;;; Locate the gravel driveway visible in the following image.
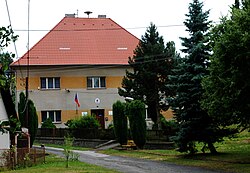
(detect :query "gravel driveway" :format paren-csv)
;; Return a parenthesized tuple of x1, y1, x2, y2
(44, 146, 225, 173)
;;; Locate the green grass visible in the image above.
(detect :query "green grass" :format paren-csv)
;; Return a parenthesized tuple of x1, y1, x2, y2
(99, 130, 250, 173)
(1, 154, 119, 173)
(15, 131, 249, 173)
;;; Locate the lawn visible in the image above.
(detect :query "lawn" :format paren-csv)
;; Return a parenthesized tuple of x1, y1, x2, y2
(100, 130, 250, 173)
(0, 154, 119, 173)
(6, 130, 249, 173)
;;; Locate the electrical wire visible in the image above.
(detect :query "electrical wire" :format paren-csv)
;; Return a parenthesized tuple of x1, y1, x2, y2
(20, 0, 31, 115)
(4, 0, 24, 79)
(13, 24, 185, 32)
(11, 20, 221, 32)
(15, 53, 174, 75)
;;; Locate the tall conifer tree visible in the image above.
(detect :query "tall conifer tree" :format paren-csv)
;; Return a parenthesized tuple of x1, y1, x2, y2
(169, 0, 219, 153)
(119, 23, 179, 128)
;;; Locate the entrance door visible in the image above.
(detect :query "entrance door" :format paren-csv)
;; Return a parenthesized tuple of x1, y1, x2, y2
(91, 109, 105, 129)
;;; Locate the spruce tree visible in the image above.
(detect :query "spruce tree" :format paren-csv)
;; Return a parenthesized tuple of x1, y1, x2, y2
(169, 0, 219, 153)
(119, 23, 178, 129)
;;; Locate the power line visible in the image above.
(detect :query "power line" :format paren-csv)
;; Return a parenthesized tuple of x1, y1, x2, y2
(4, 0, 18, 57)
(4, 0, 24, 79)
(11, 20, 221, 32)
(14, 53, 174, 74)
(12, 24, 186, 32)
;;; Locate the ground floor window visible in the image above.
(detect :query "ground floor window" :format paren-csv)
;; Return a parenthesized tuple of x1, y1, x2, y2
(41, 110, 61, 123)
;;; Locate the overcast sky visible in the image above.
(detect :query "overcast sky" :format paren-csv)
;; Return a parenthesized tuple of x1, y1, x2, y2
(1, 0, 234, 59)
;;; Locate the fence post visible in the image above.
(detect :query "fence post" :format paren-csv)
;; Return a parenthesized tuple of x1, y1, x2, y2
(42, 145, 45, 163)
(33, 148, 36, 164)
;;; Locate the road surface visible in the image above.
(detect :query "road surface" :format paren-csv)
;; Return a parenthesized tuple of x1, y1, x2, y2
(44, 146, 225, 173)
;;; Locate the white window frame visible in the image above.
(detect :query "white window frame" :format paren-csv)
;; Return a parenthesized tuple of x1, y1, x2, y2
(87, 77, 106, 89)
(41, 110, 61, 123)
(41, 77, 60, 89)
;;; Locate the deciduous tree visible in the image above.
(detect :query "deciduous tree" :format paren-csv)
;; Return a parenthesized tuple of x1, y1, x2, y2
(202, 0, 250, 130)
(0, 26, 19, 139)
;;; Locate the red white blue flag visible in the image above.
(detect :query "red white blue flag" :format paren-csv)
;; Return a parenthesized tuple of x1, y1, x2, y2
(74, 93, 80, 107)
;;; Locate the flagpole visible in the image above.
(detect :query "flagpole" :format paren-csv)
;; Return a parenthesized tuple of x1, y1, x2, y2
(76, 103, 78, 114)
(75, 92, 80, 114)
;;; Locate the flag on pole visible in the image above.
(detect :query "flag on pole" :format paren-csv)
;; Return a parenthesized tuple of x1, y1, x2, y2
(74, 93, 80, 107)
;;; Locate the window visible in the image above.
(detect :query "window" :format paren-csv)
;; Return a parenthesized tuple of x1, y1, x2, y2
(87, 77, 106, 89)
(41, 110, 61, 123)
(40, 77, 60, 89)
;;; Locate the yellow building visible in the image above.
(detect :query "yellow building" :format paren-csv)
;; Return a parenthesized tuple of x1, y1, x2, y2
(12, 15, 139, 128)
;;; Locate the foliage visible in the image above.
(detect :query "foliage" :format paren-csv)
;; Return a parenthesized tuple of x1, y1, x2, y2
(0, 116, 21, 135)
(63, 135, 79, 168)
(0, 26, 19, 135)
(201, 0, 250, 130)
(159, 115, 178, 131)
(112, 100, 128, 145)
(126, 100, 146, 149)
(18, 92, 38, 147)
(168, 0, 223, 154)
(0, 26, 18, 104)
(18, 92, 26, 127)
(118, 23, 180, 128)
(107, 123, 114, 129)
(41, 118, 56, 128)
(65, 115, 100, 129)
(27, 99, 38, 147)
(0, 26, 18, 49)
(0, 88, 20, 137)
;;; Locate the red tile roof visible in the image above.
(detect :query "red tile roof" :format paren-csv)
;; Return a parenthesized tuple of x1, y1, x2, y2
(12, 17, 139, 66)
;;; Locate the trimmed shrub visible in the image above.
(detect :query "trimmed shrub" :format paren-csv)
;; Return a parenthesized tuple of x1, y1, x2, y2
(65, 115, 100, 129)
(41, 118, 56, 128)
(159, 114, 178, 131)
(27, 99, 38, 147)
(18, 92, 38, 147)
(113, 100, 127, 145)
(126, 100, 146, 149)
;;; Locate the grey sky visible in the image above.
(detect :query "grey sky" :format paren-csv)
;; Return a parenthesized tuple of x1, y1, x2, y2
(1, 0, 234, 58)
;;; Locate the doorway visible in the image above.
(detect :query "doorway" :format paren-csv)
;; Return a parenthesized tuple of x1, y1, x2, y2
(91, 109, 105, 129)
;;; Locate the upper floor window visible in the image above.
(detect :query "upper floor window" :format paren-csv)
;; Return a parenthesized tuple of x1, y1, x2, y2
(41, 110, 61, 123)
(87, 77, 106, 89)
(41, 77, 60, 89)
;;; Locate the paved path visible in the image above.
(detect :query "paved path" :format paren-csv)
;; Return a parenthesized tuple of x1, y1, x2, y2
(44, 146, 225, 173)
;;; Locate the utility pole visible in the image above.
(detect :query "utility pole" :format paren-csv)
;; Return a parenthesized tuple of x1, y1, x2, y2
(25, 0, 30, 128)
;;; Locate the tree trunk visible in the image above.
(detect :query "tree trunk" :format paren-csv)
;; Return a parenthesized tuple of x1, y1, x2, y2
(156, 103, 161, 130)
(208, 142, 217, 154)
